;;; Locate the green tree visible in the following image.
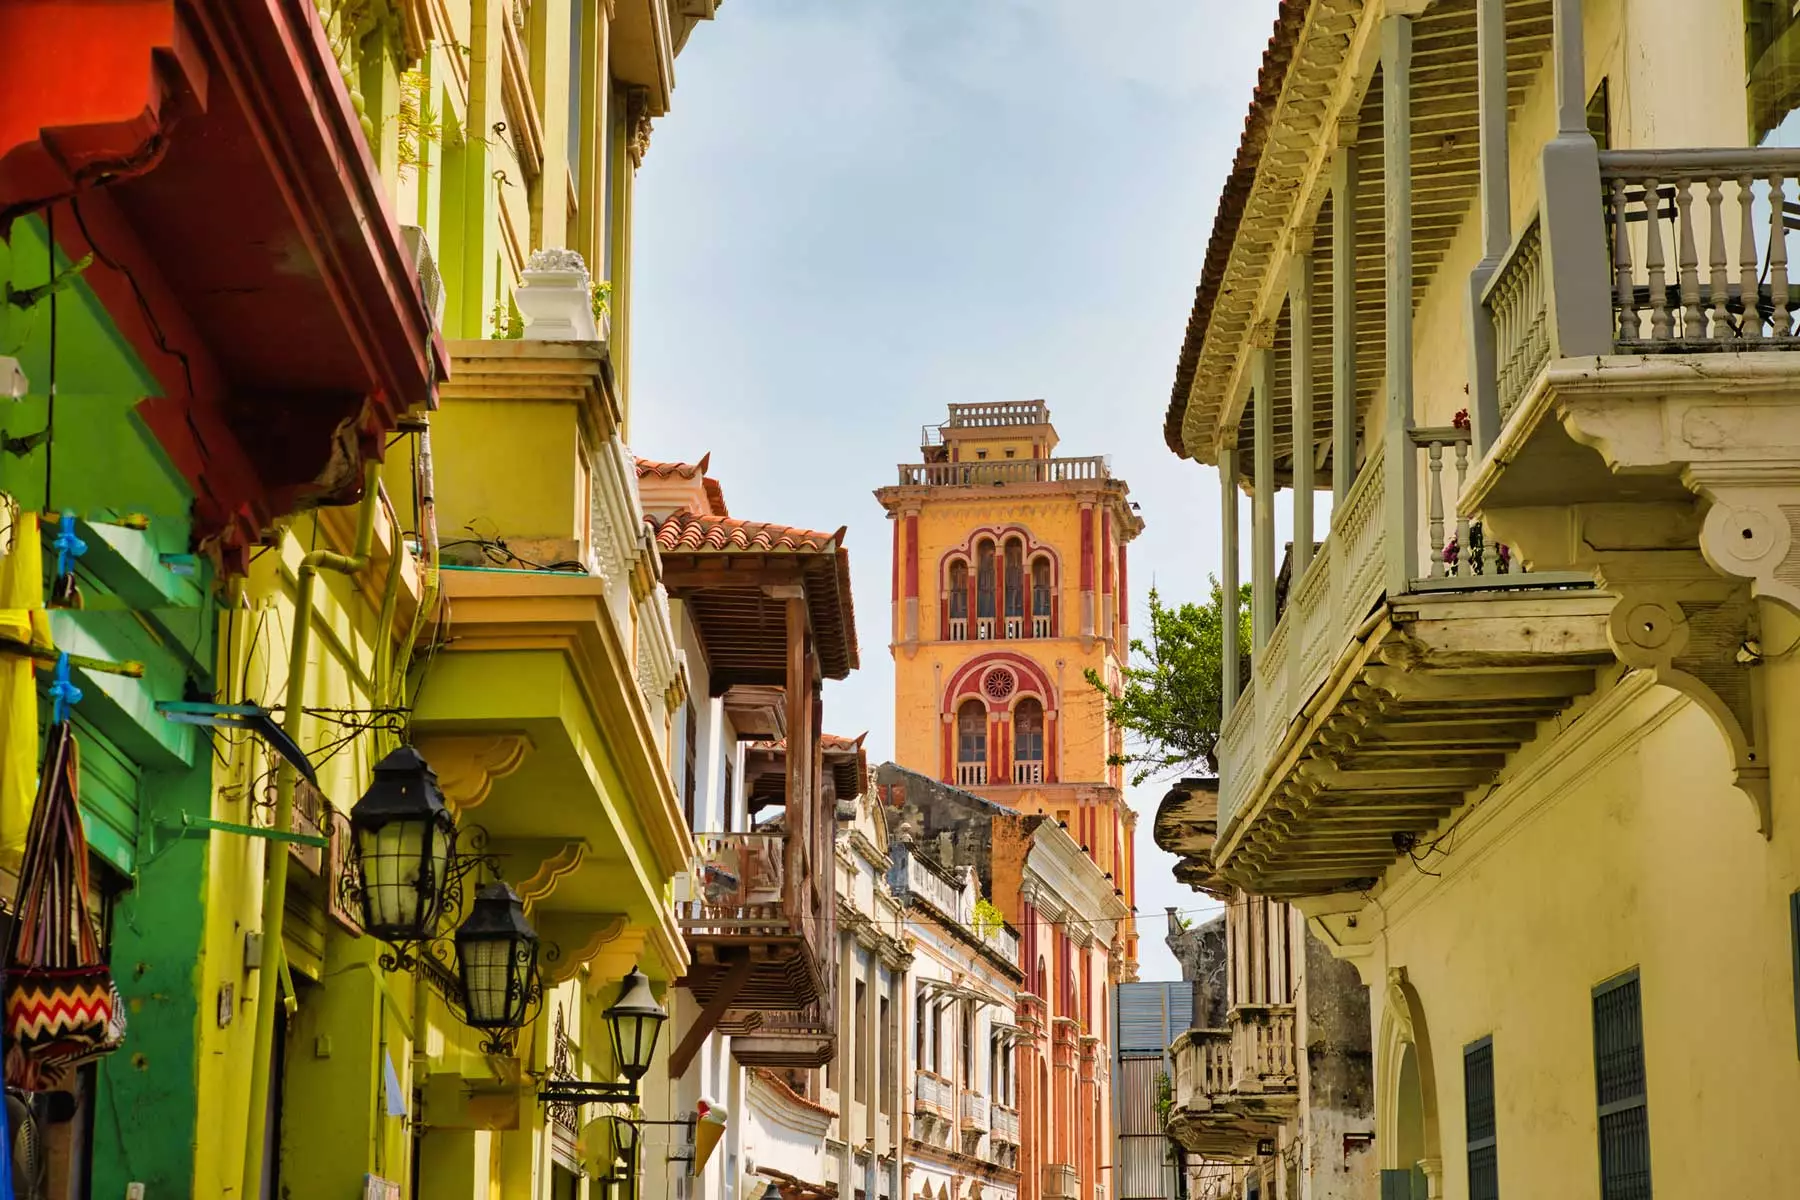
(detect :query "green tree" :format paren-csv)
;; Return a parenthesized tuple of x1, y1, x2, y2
(1085, 581, 1251, 784)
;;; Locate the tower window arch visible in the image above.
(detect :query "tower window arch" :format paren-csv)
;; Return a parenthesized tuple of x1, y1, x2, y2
(956, 699, 988, 786)
(1003, 537, 1026, 633)
(1031, 555, 1053, 636)
(1013, 698, 1045, 784)
(947, 559, 969, 640)
(975, 541, 997, 634)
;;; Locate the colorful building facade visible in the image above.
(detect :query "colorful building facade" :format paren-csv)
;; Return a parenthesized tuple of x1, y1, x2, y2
(0, 0, 739, 1196)
(1164, 2, 1800, 1197)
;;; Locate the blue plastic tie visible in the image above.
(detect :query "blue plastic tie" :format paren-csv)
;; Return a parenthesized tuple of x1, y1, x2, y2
(51, 510, 86, 580)
(49, 652, 81, 726)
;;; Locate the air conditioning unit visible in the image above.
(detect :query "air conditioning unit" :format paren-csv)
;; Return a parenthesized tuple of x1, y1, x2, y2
(399, 225, 446, 331)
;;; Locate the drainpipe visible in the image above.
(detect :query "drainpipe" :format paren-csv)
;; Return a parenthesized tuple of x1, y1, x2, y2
(241, 459, 383, 1197)
(391, 422, 439, 713)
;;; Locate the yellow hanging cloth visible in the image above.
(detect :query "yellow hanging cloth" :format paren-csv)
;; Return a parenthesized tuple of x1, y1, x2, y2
(0, 504, 54, 872)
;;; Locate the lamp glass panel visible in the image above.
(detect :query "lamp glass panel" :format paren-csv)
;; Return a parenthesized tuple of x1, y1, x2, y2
(360, 819, 427, 934)
(460, 938, 516, 1027)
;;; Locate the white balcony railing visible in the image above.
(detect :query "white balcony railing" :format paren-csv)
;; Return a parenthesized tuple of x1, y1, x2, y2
(948, 617, 968, 641)
(1042, 1164, 1079, 1200)
(1012, 759, 1044, 785)
(906, 858, 969, 923)
(1032, 614, 1052, 638)
(916, 1071, 953, 1118)
(961, 1090, 989, 1130)
(955, 762, 988, 788)
(991, 1104, 1021, 1144)
(1004, 616, 1024, 638)
(1228, 1004, 1298, 1089)
(980, 919, 1021, 966)
(896, 456, 1111, 487)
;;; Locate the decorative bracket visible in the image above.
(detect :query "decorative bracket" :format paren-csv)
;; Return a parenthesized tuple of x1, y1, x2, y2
(412, 733, 532, 810)
(535, 910, 630, 984)
(485, 838, 590, 910)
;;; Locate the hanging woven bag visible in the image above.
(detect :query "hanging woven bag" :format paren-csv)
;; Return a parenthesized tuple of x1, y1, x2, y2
(3, 723, 123, 1089)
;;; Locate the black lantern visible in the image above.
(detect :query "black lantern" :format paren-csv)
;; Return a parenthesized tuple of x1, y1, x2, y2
(454, 882, 541, 1031)
(349, 746, 457, 942)
(605, 966, 668, 1081)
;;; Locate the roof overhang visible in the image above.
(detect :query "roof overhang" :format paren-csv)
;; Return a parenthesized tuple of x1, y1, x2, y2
(0, 0, 443, 570)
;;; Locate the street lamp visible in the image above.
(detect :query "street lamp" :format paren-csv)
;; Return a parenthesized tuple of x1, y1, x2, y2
(537, 966, 669, 1108)
(348, 746, 456, 944)
(606, 967, 668, 1083)
(454, 882, 541, 1040)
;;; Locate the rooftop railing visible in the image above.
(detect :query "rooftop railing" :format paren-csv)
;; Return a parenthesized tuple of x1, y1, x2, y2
(896, 456, 1110, 487)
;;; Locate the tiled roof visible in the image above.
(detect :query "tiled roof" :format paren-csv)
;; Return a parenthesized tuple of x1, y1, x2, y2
(1165, 0, 1310, 458)
(636, 453, 710, 479)
(651, 511, 846, 555)
(635, 455, 727, 515)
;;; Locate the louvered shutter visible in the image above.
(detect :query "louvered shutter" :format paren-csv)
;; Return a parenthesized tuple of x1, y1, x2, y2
(1464, 1037, 1498, 1200)
(1593, 970, 1653, 1200)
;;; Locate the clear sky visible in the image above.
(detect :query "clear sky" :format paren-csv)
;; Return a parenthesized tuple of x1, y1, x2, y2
(630, 0, 1277, 983)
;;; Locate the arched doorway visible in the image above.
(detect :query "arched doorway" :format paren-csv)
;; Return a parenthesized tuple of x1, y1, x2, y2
(1379, 968, 1441, 1199)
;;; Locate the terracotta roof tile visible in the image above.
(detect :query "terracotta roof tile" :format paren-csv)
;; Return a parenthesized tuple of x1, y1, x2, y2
(650, 511, 846, 555)
(1165, 0, 1311, 459)
(635, 455, 728, 516)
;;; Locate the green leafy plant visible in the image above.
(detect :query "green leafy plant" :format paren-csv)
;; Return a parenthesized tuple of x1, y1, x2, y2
(1086, 582, 1251, 785)
(489, 297, 524, 340)
(395, 68, 441, 179)
(591, 279, 612, 322)
(972, 896, 1005, 938)
(1154, 1070, 1173, 1127)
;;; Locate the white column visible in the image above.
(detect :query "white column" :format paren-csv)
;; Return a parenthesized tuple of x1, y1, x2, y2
(1466, 0, 1509, 455)
(1331, 133, 1358, 510)
(1251, 349, 1277, 647)
(1382, 15, 1419, 593)
(1290, 250, 1315, 577)
(1220, 444, 1241, 714)
(1540, 0, 1613, 358)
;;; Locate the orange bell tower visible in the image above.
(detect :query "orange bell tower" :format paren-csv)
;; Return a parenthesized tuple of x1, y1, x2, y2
(875, 400, 1145, 968)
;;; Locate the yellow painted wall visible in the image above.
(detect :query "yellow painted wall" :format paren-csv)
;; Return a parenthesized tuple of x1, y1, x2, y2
(1351, 660, 1800, 1197)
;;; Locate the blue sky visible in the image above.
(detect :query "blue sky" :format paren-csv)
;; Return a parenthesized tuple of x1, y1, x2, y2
(630, 0, 1276, 982)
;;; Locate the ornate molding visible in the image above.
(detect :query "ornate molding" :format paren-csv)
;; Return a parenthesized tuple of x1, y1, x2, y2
(412, 733, 533, 811)
(627, 89, 654, 168)
(539, 910, 630, 984)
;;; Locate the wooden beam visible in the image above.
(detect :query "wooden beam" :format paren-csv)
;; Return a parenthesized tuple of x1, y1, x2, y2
(669, 957, 755, 1078)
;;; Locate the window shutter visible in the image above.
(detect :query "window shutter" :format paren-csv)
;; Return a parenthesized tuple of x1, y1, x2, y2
(1379, 1170, 1412, 1200)
(1464, 1037, 1498, 1200)
(1593, 970, 1652, 1200)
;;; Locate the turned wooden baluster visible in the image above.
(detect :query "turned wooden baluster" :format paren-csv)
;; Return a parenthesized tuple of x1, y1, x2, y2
(1453, 439, 1471, 576)
(1741, 172, 1762, 340)
(1676, 176, 1703, 339)
(1612, 178, 1636, 342)
(1426, 439, 1446, 578)
(1644, 177, 1670, 340)
(1772, 172, 1791, 339)
(1708, 176, 1732, 340)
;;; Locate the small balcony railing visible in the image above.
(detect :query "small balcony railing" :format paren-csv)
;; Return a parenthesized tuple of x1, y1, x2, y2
(948, 617, 968, 641)
(916, 1071, 954, 1119)
(991, 1103, 1021, 1145)
(1004, 615, 1025, 638)
(946, 400, 1049, 428)
(1032, 613, 1052, 638)
(961, 1090, 989, 1131)
(895, 456, 1110, 487)
(905, 857, 970, 923)
(975, 616, 996, 639)
(955, 762, 988, 788)
(682, 832, 829, 1010)
(1042, 1164, 1080, 1200)
(1012, 759, 1044, 785)
(1227, 1004, 1297, 1092)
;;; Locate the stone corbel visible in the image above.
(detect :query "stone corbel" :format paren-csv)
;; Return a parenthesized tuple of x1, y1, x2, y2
(1689, 465, 1800, 616)
(487, 838, 591, 910)
(537, 910, 630, 984)
(1596, 559, 1768, 835)
(1487, 500, 1771, 835)
(413, 734, 533, 811)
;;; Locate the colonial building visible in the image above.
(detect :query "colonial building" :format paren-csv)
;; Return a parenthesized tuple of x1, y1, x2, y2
(877, 764, 1130, 1200)
(874, 401, 1145, 969)
(0, 1, 728, 1195)
(1165, 2, 1800, 1196)
(1154, 782, 1374, 1200)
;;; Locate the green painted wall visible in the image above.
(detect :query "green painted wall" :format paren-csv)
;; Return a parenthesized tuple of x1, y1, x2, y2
(2, 215, 215, 1195)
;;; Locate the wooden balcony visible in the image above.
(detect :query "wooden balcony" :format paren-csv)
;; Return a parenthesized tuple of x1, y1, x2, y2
(725, 1003, 835, 1069)
(1217, 434, 1613, 896)
(1165, 1005, 1299, 1163)
(1464, 143, 1800, 832)
(682, 832, 826, 1011)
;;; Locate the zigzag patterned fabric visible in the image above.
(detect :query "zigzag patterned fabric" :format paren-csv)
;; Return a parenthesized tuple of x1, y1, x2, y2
(5, 968, 115, 1053)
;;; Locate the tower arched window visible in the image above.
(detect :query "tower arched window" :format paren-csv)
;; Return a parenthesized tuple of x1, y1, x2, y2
(1013, 698, 1045, 784)
(947, 559, 969, 640)
(1003, 538, 1026, 633)
(1031, 556, 1053, 636)
(956, 699, 988, 787)
(975, 541, 997, 635)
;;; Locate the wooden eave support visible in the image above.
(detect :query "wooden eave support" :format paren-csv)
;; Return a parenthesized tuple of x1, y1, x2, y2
(669, 956, 754, 1078)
